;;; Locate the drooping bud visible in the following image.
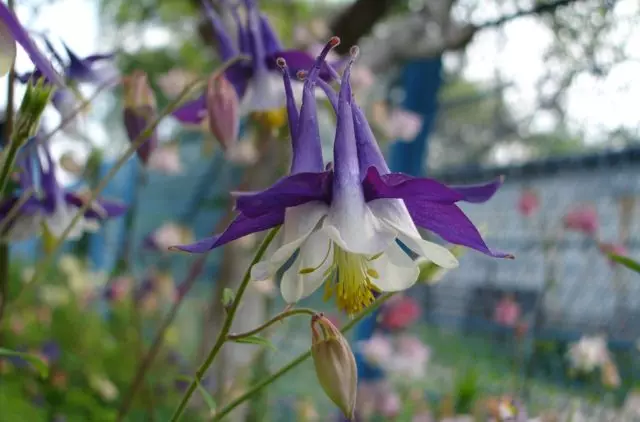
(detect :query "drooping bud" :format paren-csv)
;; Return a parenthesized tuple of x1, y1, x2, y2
(310, 314, 357, 420)
(122, 71, 158, 164)
(205, 73, 239, 150)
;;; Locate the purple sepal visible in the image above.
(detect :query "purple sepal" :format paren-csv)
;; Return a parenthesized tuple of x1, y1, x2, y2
(124, 107, 157, 164)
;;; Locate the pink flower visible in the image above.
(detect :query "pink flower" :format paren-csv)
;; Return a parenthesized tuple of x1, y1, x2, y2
(388, 335, 430, 379)
(380, 392, 402, 418)
(599, 242, 628, 267)
(517, 189, 539, 217)
(350, 65, 376, 92)
(563, 206, 598, 236)
(359, 335, 393, 367)
(105, 276, 133, 302)
(381, 295, 421, 330)
(385, 108, 423, 142)
(147, 145, 183, 175)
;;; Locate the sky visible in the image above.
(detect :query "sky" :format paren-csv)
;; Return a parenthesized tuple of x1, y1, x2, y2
(3, 0, 640, 165)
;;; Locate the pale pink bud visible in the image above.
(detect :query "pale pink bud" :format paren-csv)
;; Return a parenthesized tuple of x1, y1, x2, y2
(206, 73, 239, 150)
(311, 314, 357, 420)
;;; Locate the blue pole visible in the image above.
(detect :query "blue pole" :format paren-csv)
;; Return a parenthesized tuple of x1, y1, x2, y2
(353, 57, 444, 386)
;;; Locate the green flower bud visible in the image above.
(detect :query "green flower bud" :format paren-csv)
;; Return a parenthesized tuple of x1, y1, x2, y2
(310, 314, 357, 420)
(14, 78, 54, 144)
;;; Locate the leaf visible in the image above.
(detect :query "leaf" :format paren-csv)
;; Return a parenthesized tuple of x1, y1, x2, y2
(231, 335, 276, 351)
(222, 288, 235, 307)
(0, 347, 49, 378)
(609, 253, 640, 273)
(176, 376, 216, 414)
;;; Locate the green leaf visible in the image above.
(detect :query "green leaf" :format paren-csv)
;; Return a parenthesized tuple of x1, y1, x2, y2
(231, 335, 276, 351)
(222, 288, 235, 307)
(609, 253, 640, 273)
(0, 347, 49, 378)
(177, 376, 216, 414)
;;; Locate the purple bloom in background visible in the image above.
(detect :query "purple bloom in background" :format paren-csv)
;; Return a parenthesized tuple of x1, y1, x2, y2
(41, 340, 61, 364)
(172, 38, 510, 315)
(0, 3, 64, 86)
(172, 0, 337, 125)
(0, 144, 127, 241)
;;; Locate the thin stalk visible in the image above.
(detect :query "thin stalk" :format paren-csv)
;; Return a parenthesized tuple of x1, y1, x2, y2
(226, 308, 315, 341)
(211, 293, 395, 421)
(169, 226, 281, 422)
(0, 0, 16, 338)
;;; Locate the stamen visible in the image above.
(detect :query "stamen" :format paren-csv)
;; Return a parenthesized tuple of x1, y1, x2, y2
(299, 242, 333, 275)
(366, 269, 379, 279)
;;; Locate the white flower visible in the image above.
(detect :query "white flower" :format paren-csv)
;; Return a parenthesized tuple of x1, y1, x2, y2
(89, 375, 119, 402)
(567, 335, 610, 373)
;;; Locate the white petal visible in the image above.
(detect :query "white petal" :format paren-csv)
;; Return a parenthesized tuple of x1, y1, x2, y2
(324, 200, 396, 255)
(8, 214, 42, 241)
(279, 259, 303, 303)
(0, 22, 16, 77)
(250, 202, 328, 281)
(240, 70, 285, 113)
(298, 229, 333, 297)
(395, 231, 458, 269)
(282, 202, 328, 244)
(368, 198, 421, 237)
(369, 242, 420, 291)
(371, 199, 459, 269)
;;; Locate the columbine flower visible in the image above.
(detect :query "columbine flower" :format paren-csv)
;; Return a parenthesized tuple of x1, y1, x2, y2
(172, 38, 510, 315)
(382, 107, 423, 142)
(172, 0, 335, 125)
(0, 145, 127, 241)
(147, 144, 183, 175)
(359, 334, 393, 368)
(0, 3, 63, 85)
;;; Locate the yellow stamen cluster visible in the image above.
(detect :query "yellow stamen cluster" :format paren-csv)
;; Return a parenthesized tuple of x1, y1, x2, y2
(300, 242, 381, 316)
(251, 107, 287, 130)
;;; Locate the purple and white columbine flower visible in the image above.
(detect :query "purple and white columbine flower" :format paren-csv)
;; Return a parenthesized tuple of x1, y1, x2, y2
(0, 144, 127, 241)
(172, 39, 510, 315)
(172, 0, 336, 125)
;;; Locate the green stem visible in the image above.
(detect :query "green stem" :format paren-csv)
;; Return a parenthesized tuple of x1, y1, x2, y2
(226, 308, 315, 341)
(169, 226, 281, 422)
(0, 0, 16, 339)
(211, 292, 395, 421)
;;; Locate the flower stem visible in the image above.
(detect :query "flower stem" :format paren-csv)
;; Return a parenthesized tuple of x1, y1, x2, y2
(0, 1, 16, 341)
(169, 226, 281, 422)
(211, 292, 395, 421)
(226, 308, 316, 341)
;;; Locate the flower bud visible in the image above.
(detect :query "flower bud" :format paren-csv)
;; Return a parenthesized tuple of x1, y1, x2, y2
(310, 314, 357, 420)
(122, 71, 158, 164)
(206, 73, 239, 150)
(14, 78, 54, 144)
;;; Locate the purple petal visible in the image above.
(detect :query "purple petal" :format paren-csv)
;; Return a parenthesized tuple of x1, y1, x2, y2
(64, 193, 127, 219)
(170, 210, 284, 253)
(266, 50, 335, 81)
(0, 4, 65, 87)
(202, 0, 237, 61)
(404, 198, 512, 259)
(362, 166, 464, 204)
(450, 176, 504, 203)
(171, 95, 206, 124)
(224, 62, 252, 98)
(124, 108, 158, 163)
(233, 172, 332, 218)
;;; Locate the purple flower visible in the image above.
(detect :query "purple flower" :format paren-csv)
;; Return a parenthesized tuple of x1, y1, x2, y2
(0, 3, 64, 86)
(172, 0, 336, 124)
(41, 340, 61, 364)
(0, 144, 127, 240)
(171, 38, 510, 315)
